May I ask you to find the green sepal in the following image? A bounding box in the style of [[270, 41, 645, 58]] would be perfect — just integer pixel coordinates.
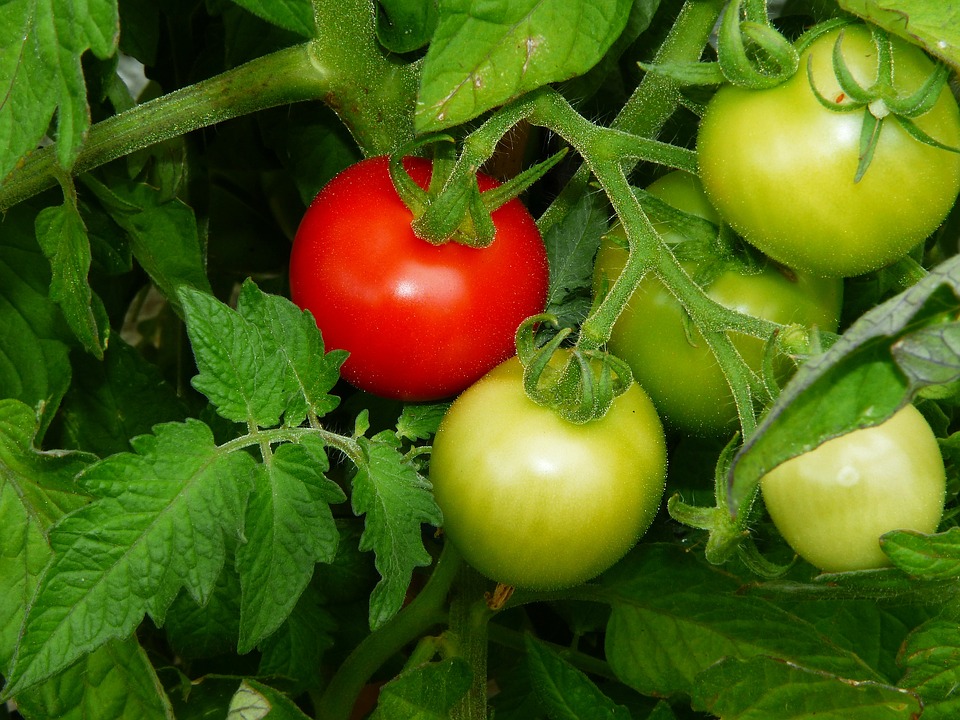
[[717, 0, 799, 89]]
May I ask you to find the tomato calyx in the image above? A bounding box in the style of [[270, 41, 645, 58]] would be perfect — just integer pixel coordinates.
[[515, 314, 634, 424], [386, 138, 565, 248], [716, 0, 798, 89], [805, 23, 960, 182]]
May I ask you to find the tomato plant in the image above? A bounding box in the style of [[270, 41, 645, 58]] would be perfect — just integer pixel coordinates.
[[761, 404, 946, 572], [595, 171, 843, 434], [698, 23, 960, 277], [6, 2, 960, 720], [289, 155, 548, 401], [429, 353, 667, 590]]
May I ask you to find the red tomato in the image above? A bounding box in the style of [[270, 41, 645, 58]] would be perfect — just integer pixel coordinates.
[[289, 156, 548, 400]]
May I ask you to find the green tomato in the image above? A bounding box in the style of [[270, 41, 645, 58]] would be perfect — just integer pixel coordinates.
[[697, 23, 960, 277], [761, 404, 946, 572], [594, 172, 843, 435], [429, 354, 667, 590]]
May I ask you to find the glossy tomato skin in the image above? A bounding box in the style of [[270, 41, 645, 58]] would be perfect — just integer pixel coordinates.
[[698, 24, 960, 278], [594, 172, 843, 435], [289, 156, 548, 401], [761, 404, 946, 573], [429, 355, 667, 590]]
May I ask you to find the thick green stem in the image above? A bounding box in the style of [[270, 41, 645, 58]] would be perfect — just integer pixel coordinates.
[[449, 567, 493, 720], [0, 43, 328, 211], [314, 541, 462, 720]]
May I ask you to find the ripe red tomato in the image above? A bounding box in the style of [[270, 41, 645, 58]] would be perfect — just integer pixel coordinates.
[[289, 156, 548, 401]]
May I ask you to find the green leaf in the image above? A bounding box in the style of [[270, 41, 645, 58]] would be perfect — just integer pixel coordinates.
[[13, 638, 174, 720], [396, 403, 450, 441], [180, 286, 291, 427], [417, 0, 632, 131], [525, 635, 632, 720], [53, 338, 187, 456], [838, 1, 960, 71], [3, 419, 255, 696], [377, 0, 439, 53], [899, 618, 960, 711], [0, 0, 119, 182], [227, 679, 312, 720], [83, 176, 213, 309], [543, 191, 609, 330], [602, 544, 885, 698], [729, 256, 960, 517], [691, 656, 921, 719], [881, 528, 960, 579], [227, 0, 314, 37], [0, 399, 92, 673], [0, 201, 74, 437], [352, 431, 443, 629], [34, 198, 108, 359], [235, 436, 346, 653], [368, 658, 472, 719], [235, 280, 346, 426], [164, 562, 243, 661]]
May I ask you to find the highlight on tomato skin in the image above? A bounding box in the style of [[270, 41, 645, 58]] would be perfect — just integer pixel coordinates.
[[288, 156, 549, 401], [760, 404, 947, 573], [428, 354, 668, 591]]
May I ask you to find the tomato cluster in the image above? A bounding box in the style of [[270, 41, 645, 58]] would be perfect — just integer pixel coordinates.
[[288, 20, 956, 587]]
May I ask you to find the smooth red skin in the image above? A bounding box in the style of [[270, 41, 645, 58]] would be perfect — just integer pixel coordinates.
[[289, 156, 548, 401]]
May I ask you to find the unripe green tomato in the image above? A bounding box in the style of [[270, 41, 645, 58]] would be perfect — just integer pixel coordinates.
[[594, 171, 843, 435], [429, 354, 667, 590], [697, 23, 960, 277], [761, 404, 946, 573]]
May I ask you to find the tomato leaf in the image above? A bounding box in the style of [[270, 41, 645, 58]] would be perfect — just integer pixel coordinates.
[[34, 197, 108, 359], [729, 255, 960, 518], [396, 403, 450, 442], [368, 658, 472, 719], [227, 678, 313, 719], [601, 544, 885, 698], [235, 437, 346, 653], [13, 639, 173, 720], [226, 0, 314, 37], [0, 0, 118, 182], [3, 419, 254, 697], [838, 0, 960, 71], [0, 400, 92, 675], [879, 528, 960, 580], [416, 0, 633, 132], [0, 202, 75, 438], [376, 0, 439, 54], [691, 655, 921, 719], [352, 431, 443, 630], [899, 618, 960, 711], [524, 635, 632, 720]]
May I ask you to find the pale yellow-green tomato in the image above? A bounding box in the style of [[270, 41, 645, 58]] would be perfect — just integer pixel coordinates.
[[761, 404, 946, 572]]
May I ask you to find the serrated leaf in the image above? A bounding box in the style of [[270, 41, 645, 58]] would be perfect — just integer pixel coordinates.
[[227, 679, 312, 720], [692, 656, 921, 719], [164, 563, 243, 662], [396, 403, 450, 441], [729, 256, 960, 517], [881, 527, 960, 579], [525, 635, 631, 720], [3, 419, 255, 696], [180, 286, 290, 427], [227, 0, 314, 37], [13, 638, 174, 720], [236, 437, 346, 653], [0, 201, 74, 436], [369, 658, 472, 719], [0, 399, 92, 673], [417, 0, 632, 131], [34, 198, 107, 359], [898, 618, 960, 713], [352, 431, 443, 629], [83, 176, 212, 309], [235, 280, 345, 426], [838, 1, 960, 71], [0, 0, 119, 182], [602, 544, 884, 698]]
